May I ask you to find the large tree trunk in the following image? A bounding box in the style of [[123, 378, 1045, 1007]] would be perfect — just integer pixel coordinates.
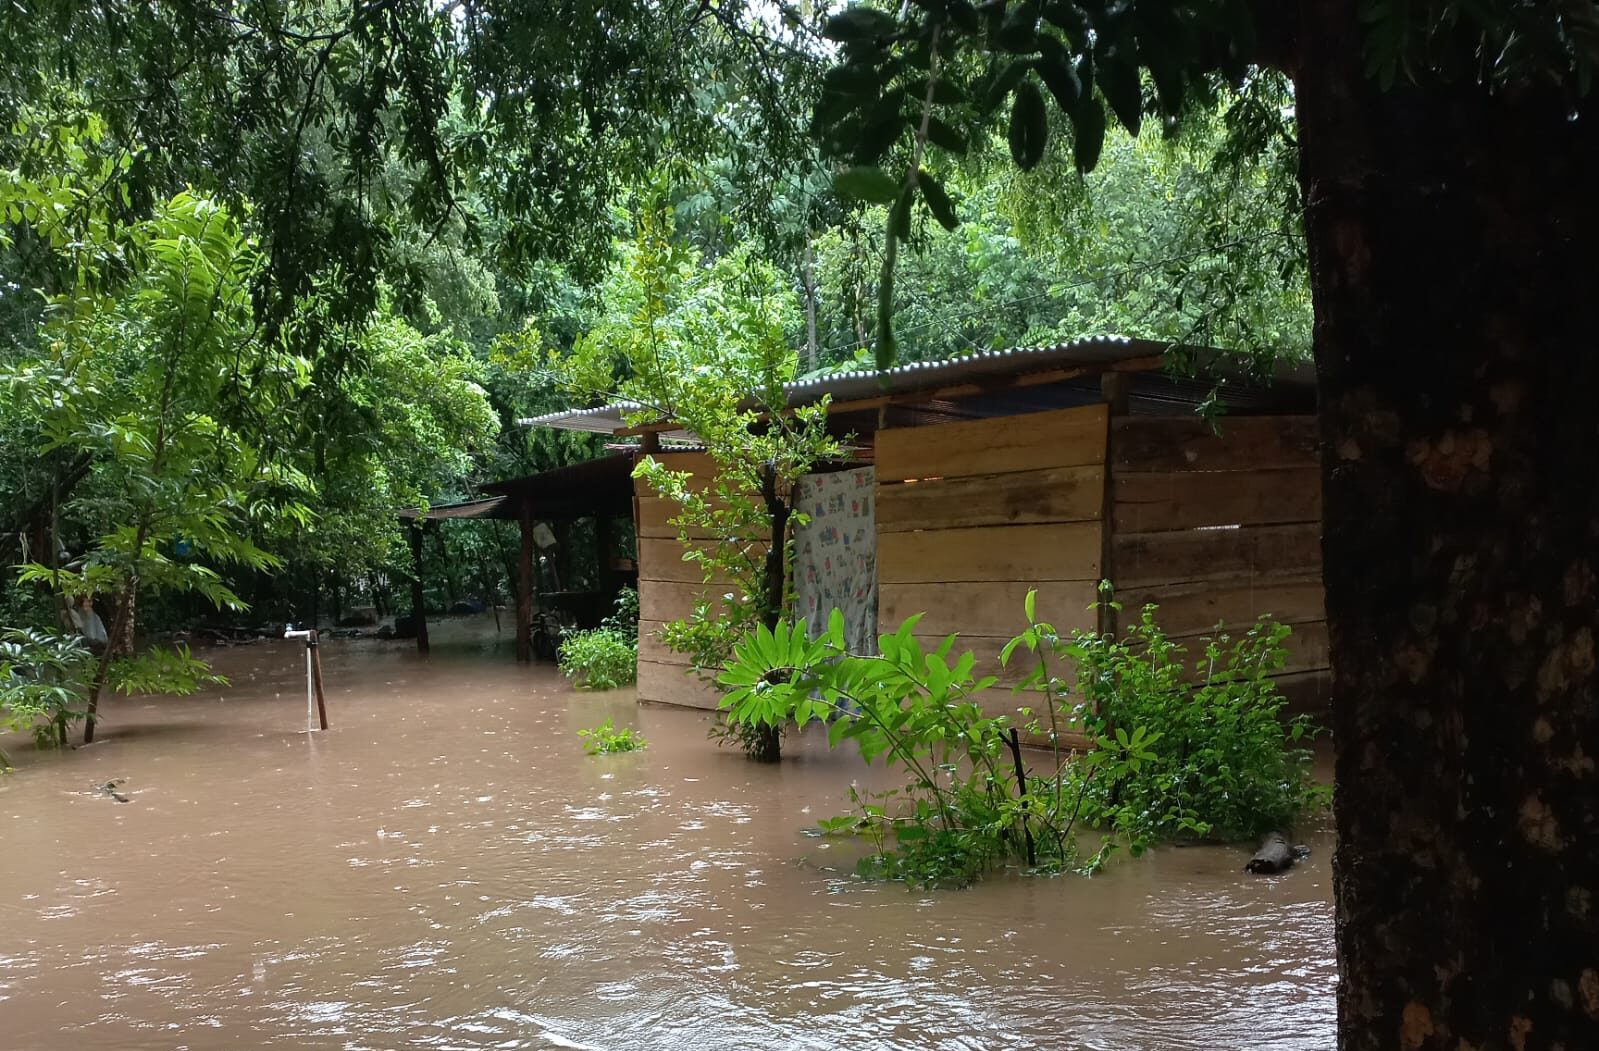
[[1295, 5, 1599, 1048]]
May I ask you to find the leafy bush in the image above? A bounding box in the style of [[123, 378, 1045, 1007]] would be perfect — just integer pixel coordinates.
[[0, 628, 93, 765], [604, 586, 640, 633], [720, 612, 1130, 885], [1, 628, 230, 768], [556, 584, 641, 690], [1056, 592, 1327, 846], [110, 645, 228, 697], [578, 717, 647, 755], [558, 628, 637, 690], [719, 593, 1325, 888]]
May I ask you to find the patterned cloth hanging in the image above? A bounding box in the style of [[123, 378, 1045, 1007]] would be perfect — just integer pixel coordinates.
[[791, 467, 878, 655]]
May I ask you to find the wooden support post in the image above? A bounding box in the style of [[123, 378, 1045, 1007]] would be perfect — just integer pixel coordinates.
[[596, 513, 614, 597], [480, 559, 501, 633], [1097, 371, 1129, 641], [409, 524, 430, 655], [1100, 370, 1131, 416], [309, 630, 329, 730], [515, 499, 534, 662]]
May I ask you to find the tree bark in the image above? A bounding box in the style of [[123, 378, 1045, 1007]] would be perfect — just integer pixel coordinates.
[[1295, 5, 1599, 1047], [802, 228, 820, 373], [749, 463, 794, 764]]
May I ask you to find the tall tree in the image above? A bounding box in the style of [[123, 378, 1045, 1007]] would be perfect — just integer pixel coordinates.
[[813, 2, 1599, 1047]]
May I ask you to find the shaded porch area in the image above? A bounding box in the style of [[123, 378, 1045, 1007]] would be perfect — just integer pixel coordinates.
[[397, 454, 638, 660]]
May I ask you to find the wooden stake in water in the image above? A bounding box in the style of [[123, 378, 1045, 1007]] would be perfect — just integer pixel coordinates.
[[283, 628, 328, 732]]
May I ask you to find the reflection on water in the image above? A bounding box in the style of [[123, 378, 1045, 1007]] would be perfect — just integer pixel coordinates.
[[0, 615, 1335, 1050]]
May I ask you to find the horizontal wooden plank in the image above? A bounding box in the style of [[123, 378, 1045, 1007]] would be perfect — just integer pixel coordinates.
[[1170, 619, 1330, 677], [637, 537, 763, 585], [633, 452, 725, 497], [877, 465, 1104, 533], [1111, 466, 1321, 534], [911, 634, 1081, 687], [970, 686, 1093, 753], [877, 522, 1103, 585], [635, 497, 723, 541], [1114, 575, 1325, 637], [638, 620, 692, 666], [638, 580, 739, 623], [637, 659, 721, 710], [1111, 415, 1319, 473], [880, 581, 1098, 639], [1110, 522, 1322, 589], [1275, 669, 1333, 719], [875, 404, 1108, 483]]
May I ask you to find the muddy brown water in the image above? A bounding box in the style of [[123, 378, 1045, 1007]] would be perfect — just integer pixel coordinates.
[[0, 616, 1336, 1050]]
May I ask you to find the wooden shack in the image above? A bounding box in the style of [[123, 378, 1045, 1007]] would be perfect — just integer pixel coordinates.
[[523, 337, 1327, 723]]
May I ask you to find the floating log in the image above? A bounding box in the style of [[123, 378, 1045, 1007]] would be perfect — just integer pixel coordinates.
[[1245, 832, 1309, 874]]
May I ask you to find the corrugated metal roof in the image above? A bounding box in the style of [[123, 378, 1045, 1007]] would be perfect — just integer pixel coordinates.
[[396, 496, 510, 521], [517, 337, 1312, 434]]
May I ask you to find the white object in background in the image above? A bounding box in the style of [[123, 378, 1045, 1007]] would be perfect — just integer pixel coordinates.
[[532, 522, 558, 550], [283, 628, 316, 732]]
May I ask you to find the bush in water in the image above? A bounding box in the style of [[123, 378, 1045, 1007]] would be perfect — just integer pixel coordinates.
[[578, 717, 646, 755], [558, 628, 637, 690], [717, 593, 1325, 888], [1058, 587, 1327, 848]]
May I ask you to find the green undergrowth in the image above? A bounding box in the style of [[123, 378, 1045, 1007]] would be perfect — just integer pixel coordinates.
[[718, 587, 1326, 888], [578, 717, 647, 755], [558, 588, 639, 690]]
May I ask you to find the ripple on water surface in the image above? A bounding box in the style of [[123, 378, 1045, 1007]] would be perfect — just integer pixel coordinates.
[[0, 619, 1335, 1050]]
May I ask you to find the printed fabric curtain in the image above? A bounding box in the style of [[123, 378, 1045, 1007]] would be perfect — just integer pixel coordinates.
[[791, 467, 878, 655]]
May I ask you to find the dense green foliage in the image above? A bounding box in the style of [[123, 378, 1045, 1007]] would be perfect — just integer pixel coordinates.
[[558, 588, 640, 690], [551, 201, 845, 760], [720, 598, 1323, 887], [809, 0, 1597, 364], [0, 628, 92, 763], [1062, 595, 1326, 844], [578, 718, 647, 756]]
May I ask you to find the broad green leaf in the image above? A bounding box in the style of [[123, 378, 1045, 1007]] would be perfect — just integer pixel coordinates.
[[833, 165, 902, 204], [918, 172, 959, 231], [1008, 80, 1048, 171]]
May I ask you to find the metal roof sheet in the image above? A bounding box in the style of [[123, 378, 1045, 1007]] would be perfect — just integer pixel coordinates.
[[517, 337, 1312, 435]]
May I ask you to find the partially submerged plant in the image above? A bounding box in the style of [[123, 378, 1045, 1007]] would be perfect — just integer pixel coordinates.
[[558, 629, 637, 690], [720, 595, 1325, 888], [558, 589, 641, 690], [578, 717, 647, 755], [0, 628, 93, 767]]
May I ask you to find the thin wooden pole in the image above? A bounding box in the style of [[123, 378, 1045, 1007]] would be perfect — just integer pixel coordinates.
[[480, 558, 501, 633], [1007, 728, 1037, 867], [515, 499, 534, 662], [309, 630, 329, 730], [409, 524, 430, 655]]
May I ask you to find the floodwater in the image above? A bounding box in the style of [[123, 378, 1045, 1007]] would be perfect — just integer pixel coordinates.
[[0, 615, 1336, 1050]]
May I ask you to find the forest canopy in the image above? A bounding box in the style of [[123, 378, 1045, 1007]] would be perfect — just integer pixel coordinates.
[[0, 0, 1307, 636]]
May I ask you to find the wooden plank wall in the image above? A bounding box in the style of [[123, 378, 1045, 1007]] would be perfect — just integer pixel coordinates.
[[633, 452, 744, 711], [1107, 415, 1330, 704], [875, 404, 1109, 736]]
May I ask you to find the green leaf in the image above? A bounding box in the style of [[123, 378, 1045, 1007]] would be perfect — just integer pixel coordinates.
[[1007, 80, 1048, 171], [924, 117, 968, 154], [889, 184, 913, 240], [918, 172, 959, 232], [824, 7, 899, 43], [1069, 99, 1106, 173], [1024, 588, 1038, 624], [1098, 52, 1143, 136], [983, 60, 1033, 114], [833, 165, 902, 205], [1036, 47, 1082, 113], [997, 3, 1041, 53]]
